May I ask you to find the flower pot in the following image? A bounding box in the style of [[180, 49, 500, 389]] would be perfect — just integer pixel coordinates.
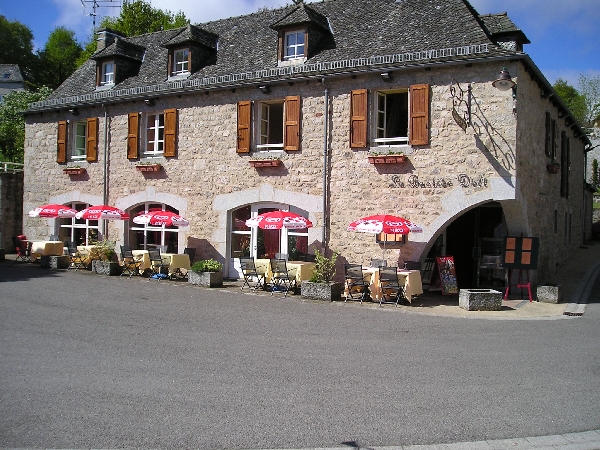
[[368, 155, 406, 165], [136, 164, 162, 172], [63, 167, 86, 175], [547, 163, 560, 174], [249, 159, 281, 168], [91, 260, 122, 276], [301, 281, 343, 301], [188, 270, 223, 287]]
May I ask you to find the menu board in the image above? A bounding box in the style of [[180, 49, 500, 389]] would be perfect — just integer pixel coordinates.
[[435, 256, 459, 295], [502, 237, 539, 270]]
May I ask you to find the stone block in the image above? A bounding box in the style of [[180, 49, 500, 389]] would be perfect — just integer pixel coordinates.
[[301, 281, 342, 301], [536, 284, 562, 303], [40, 255, 70, 270], [459, 288, 503, 311]]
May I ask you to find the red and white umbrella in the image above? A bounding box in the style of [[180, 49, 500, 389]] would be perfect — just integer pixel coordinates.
[[133, 210, 189, 227], [75, 205, 130, 221], [245, 210, 313, 230], [28, 204, 77, 218]]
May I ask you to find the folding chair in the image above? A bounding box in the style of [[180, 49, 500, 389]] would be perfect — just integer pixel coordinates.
[[239, 257, 266, 291], [344, 263, 370, 303], [120, 245, 142, 278], [378, 266, 407, 306], [148, 249, 170, 281], [67, 241, 87, 270], [12, 236, 30, 262], [269, 258, 297, 296], [183, 247, 196, 264]]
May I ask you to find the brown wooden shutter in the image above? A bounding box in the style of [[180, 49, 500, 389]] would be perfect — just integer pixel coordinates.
[[350, 89, 368, 148], [95, 65, 101, 86], [168, 50, 173, 77], [127, 112, 140, 159], [164, 108, 177, 157], [57, 120, 67, 163], [86, 117, 98, 162], [237, 101, 251, 153], [409, 84, 429, 146], [284, 95, 300, 151]]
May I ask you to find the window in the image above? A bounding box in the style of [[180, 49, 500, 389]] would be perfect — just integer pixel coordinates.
[[58, 202, 99, 246], [350, 84, 429, 148], [172, 48, 189, 75], [128, 109, 177, 159], [101, 61, 114, 85], [73, 121, 87, 160], [260, 102, 284, 149], [145, 113, 164, 156], [128, 203, 181, 253], [57, 118, 98, 163], [284, 31, 305, 60]]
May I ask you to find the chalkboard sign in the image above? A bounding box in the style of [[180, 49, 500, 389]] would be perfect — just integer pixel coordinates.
[[436, 256, 459, 295], [502, 236, 539, 270]]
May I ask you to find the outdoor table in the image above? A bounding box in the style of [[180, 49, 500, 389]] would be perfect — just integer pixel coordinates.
[[131, 250, 152, 271], [255, 259, 316, 285], [131, 250, 190, 275], [346, 268, 423, 303], [30, 240, 64, 260]]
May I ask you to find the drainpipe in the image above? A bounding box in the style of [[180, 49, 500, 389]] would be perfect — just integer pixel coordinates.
[[102, 104, 109, 237], [322, 78, 329, 250]]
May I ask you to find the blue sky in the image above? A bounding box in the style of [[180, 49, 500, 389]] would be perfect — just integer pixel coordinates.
[[2, 0, 599, 88]]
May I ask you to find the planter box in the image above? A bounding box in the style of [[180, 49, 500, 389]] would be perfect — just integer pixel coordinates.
[[40, 255, 70, 269], [136, 164, 162, 172], [63, 167, 86, 175], [91, 260, 123, 276], [536, 284, 562, 303], [368, 155, 406, 165], [188, 270, 223, 287], [301, 281, 343, 301], [459, 288, 503, 311], [249, 159, 281, 168]]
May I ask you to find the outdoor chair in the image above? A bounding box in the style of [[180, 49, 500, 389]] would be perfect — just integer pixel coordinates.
[[239, 257, 266, 291], [370, 258, 387, 268], [269, 258, 297, 296], [67, 241, 88, 271], [12, 236, 30, 262], [378, 266, 407, 306], [120, 245, 142, 278], [183, 247, 196, 264], [148, 249, 170, 280], [344, 263, 370, 303], [156, 245, 168, 253]]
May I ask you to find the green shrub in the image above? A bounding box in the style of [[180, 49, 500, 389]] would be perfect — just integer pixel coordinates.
[[309, 248, 338, 283], [88, 240, 116, 262], [191, 259, 223, 273]]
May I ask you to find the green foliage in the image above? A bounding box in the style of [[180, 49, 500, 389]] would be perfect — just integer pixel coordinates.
[[309, 248, 338, 283], [0, 87, 52, 163], [554, 78, 587, 125], [35, 27, 83, 89], [578, 74, 600, 126], [0, 16, 35, 76], [89, 240, 116, 262], [191, 259, 223, 273]]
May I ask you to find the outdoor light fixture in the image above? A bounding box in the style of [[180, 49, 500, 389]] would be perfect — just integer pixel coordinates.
[[492, 67, 516, 98], [258, 85, 271, 94], [68, 108, 79, 115], [381, 72, 393, 81], [144, 98, 155, 106]]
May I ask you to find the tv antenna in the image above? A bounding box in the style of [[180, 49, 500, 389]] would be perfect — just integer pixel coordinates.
[[80, 0, 123, 31]]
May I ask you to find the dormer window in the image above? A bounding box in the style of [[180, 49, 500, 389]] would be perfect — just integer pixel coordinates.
[[284, 30, 305, 60], [101, 61, 114, 85], [172, 48, 190, 75]]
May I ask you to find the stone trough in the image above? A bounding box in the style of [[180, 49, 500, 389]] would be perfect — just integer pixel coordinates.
[[459, 288, 503, 311]]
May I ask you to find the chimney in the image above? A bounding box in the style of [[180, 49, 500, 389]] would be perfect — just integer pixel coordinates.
[[96, 28, 124, 52]]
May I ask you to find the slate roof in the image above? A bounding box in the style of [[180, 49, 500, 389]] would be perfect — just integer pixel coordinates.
[[92, 38, 146, 61], [270, 2, 330, 31], [162, 24, 219, 50], [479, 12, 530, 44], [0, 64, 24, 83], [40, 0, 521, 106]]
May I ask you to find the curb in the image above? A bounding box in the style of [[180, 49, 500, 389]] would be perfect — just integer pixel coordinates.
[[563, 258, 600, 316]]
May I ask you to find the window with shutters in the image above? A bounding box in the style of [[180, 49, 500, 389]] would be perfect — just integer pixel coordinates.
[[128, 109, 177, 159], [250, 96, 300, 152], [375, 89, 409, 146], [72, 121, 87, 160], [145, 112, 165, 156]]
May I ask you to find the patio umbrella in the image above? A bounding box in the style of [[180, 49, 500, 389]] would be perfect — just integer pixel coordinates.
[[348, 214, 423, 262], [75, 205, 130, 221], [245, 210, 313, 230], [133, 210, 189, 227], [28, 203, 77, 218]]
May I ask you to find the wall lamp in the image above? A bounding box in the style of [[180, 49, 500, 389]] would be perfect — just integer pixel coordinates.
[[258, 85, 271, 94], [144, 98, 155, 106], [492, 67, 517, 99], [381, 72, 393, 81], [68, 108, 79, 115]]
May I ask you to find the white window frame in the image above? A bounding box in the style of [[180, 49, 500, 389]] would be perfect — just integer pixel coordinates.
[[128, 203, 182, 252], [101, 61, 114, 85], [144, 112, 165, 156], [72, 121, 87, 161], [373, 89, 410, 148], [284, 30, 305, 60], [257, 100, 284, 150], [59, 202, 99, 246], [172, 48, 190, 75]]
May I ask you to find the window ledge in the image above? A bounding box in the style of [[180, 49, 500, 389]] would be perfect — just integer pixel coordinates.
[[95, 84, 114, 91], [278, 57, 307, 67], [168, 72, 191, 82]]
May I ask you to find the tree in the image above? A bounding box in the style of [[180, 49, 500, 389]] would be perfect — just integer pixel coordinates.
[[35, 27, 83, 90], [0, 16, 36, 80], [0, 87, 52, 163], [578, 74, 600, 127], [553, 78, 587, 126], [76, 1, 188, 66]]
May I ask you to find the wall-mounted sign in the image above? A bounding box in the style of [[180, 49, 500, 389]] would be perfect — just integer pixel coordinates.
[[502, 236, 539, 270], [390, 174, 489, 190]]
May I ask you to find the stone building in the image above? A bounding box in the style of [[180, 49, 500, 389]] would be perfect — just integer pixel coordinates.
[[23, 0, 593, 287]]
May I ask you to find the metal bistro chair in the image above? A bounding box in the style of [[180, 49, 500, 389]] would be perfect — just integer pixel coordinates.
[[67, 241, 88, 271], [378, 266, 407, 307], [12, 236, 30, 262], [344, 263, 370, 303], [239, 257, 266, 291], [120, 245, 142, 278], [269, 258, 297, 296], [370, 258, 387, 268], [147, 249, 170, 281]]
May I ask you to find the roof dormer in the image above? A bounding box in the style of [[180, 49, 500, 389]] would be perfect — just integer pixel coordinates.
[[92, 29, 145, 89], [479, 13, 530, 52], [162, 24, 219, 80]]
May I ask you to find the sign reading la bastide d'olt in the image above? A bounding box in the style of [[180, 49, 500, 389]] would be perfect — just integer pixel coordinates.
[[389, 174, 489, 190]]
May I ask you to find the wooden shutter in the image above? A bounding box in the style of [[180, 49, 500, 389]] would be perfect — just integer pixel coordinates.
[[237, 101, 251, 153], [127, 112, 140, 159], [409, 84, 429, 146], [284, 95, 300, 151], [350, 89, 367, 148], [544, 112, 551, 156], [86, 117, 98, 162], [57, 121, 67, 163], [164, 108, 177, 157]]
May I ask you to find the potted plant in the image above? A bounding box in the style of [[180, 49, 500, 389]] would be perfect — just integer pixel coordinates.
[[135, 161, 163, 172], [89, 240, 122, 275], [300, 249, 342, 301], [249, 155, 282, 168], [547, 159, 560, 174], [367, 151, 406, 165], [63, 165, 86, 175], [188, 258, 223, 287]]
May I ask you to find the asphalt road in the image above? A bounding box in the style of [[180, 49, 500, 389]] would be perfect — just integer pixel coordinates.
[[1, 261, 599, 449]]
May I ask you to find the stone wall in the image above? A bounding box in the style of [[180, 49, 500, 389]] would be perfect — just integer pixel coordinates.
[[0, 171, 24, 250]]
